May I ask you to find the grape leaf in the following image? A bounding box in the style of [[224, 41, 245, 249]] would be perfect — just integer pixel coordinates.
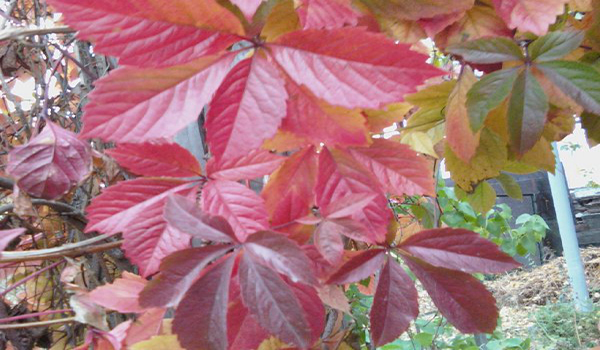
[[206, 55, 287, 161], [163, 195, 236, 243], [140, 245, 232, 308], [492, 0, 569, 35], [326, 249, 386, 284], [238, 253, 312, 348], [47, 0, 242, 67], [270, 27, 444, 109], [296, 0, 359, 29], [201, 179, 269, 242], [7, 121, 92, 199], [88, 272, 147, 313], [206, 149, 285, 181], [80, 53, 235, 142], [398, 228, 520, 273], [348, 139, 435, 197], [106, 140, 202, 178], [402, 256, 499, 333], [370, 258, 419, 347]]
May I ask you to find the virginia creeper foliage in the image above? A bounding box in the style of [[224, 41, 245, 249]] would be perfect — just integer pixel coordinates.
[[1, 0, 600, 349]]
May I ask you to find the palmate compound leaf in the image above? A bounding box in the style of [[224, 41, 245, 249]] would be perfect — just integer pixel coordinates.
[[80, 52, 236, 143], [85, 178, 197, 276], [206, 149, 285, 181], [46, 0, 242, 67], [397, 228, 520, 273], [164, 194, 236, 243], [347, 138, 435, 197], [88, 271, 147, 313], [173, 254, 236, 350], [106, 140, 202, 178], [140, 245, 233, 308], [244, 231, 317, 285], [228, 277, 270, 349], [326, 249, 386, 285], [316, 147, 390, 243], [492, 0, 569, 36], [401, 255, 499, 334], [201, 179, 269, 242], [528, 31, 585, 62], [370, 257, 419, 347], [269, 27, 444, 109], [446, 37, 524, 64], [238, 252, 313, 348], [362, 0, 475, 21], [205, 54, 288, 161], [7, 121, 92, 200], [296, 0, 359, 29]]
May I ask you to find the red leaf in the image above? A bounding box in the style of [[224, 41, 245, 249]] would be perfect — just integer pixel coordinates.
[[88, 272, 147, 313], [173, 254, 235, 350], [201, 180, 269, 242], [261, 146, 318, 230], [164, 194, 236, 243], [270, 27, 444, 109], [314, 221, 345, 264], [80, 53, 235, 142], [140, 245, 232, 308], [316, 147, 390, 243], [287, 279, 326, 344], [297, 0, 359, 29], [326, 249, 386, 285], [123, 308, 166, 347], [418, 11, 465, 37], [302, 245, 336, 280], [238, 253, 312, 348], [244, 231, 316, 285], [7, 121, 91, 199], [106, 141, 202, 178], [370, 258, 419, 347], [403, 256, 499, 333], [279, 81, 369, 148], [231, 0, 264, 20], [0, 228, 25, 252], [206, 55, 287, 161], [398, 228, 520, 273], [323, 193, 377, 219], [492, 0, 568, 36], [228, 275, 270, 349], [47, 0, 242, 67], [85, 178, 196, 276], [348, 139, 435, 197], [207, 149, 285, 181]]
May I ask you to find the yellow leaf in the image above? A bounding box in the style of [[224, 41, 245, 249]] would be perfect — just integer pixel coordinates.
[[364, 103, 412, 132], [570, 0, 592, 11], [258, 336, 288, 350], [399, 131, 438, 157], [484, 101, 509, 143], [131, 335, 183, 350], [261, 0, 299, 41], [502, 160, 539, 174], [465, 181, 497, 213], [406, 80, 457, 110], [543, 107, 576, 142], [445, 128, 507, 191], [379, 17, 427, 44], [518, 137, 556, 173]]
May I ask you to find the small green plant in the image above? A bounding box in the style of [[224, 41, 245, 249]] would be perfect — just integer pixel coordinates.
[[531, 303, 600, 349]]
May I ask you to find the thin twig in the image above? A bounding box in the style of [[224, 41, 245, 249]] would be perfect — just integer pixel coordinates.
[[0, 259, 64, 297], [0, 25, 73, 42], [0, 239, 123, 263], [0, 316, 75, 329], [0, 308, 72, 323]]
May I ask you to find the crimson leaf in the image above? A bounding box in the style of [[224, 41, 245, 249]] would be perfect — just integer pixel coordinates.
[[326, 249, 386, 285]]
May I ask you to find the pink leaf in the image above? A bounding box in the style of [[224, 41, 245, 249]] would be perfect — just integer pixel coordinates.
[[173, 254, 235, 350], [270, 27, 444, 109], [370, 258, 419, 347], [398, 228, 520, 273], [297, 0, 359, 29], [80, 53, 235, 142], [140, 245, 232, 308], [7, 121, 92, 199], [287, 279, 325, 344], [326, 249, 386, 285], [106, 141, 202, 178], [238, 253, 312, 348], [227, 276, 270, 349], [323, 193, 378, 219], [244, 231, 316, 285], [231, 0, 264, 19], [317, 284, 350, 313], [124, 308, 166, 347], [164, 194, 236, 243], [88, 271, 147, 313], [314, 221, 345, 264], [492, 0, 569, 36], [403, 256, 499, 333], [316, 147, 389, 243], [348, 139, 435, 197], [207, 149, 285, 181], [201, 179, 269, 242], [47, 0, 241, 66], [0, 228, 25, 252], [85, 178, 196, 276], [206, 55, 287, 161]]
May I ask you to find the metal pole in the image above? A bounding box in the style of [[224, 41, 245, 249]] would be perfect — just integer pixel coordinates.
[[547, 142, 592, 312]]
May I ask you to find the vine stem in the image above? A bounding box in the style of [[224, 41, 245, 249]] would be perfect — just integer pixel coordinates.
[[0, 309, 73, 324], [0, 317, 75, 329], [0, 260, 65, 297]]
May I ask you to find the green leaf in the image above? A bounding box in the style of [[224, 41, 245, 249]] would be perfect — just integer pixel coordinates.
[[529, 31, 585, 62], [466, 181, 496, 214], [537, 60, 600, 114], [507, 67, 549, 154], [467, 68, 521, 132], [413, 332, 433, 347], [581, 111, 600, 147], [495, 172, 523, 200], [447, 37, 525, 64]]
